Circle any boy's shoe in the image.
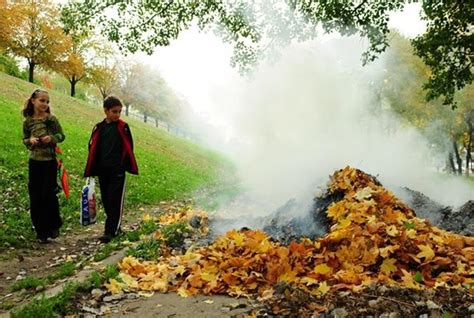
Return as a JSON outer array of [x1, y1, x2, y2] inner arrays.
[[37, 237, 49, 244], [98, 234, 112, 243], [50, 229, 60, 239]]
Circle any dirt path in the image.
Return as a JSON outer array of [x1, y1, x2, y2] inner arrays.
[[0, 211, 254, 318], [0, 208, 143, 313], [80, 293, 252, 318]]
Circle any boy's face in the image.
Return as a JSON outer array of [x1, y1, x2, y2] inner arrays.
[[104, 105, 122, 123]]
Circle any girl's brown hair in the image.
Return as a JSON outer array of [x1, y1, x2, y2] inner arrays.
[[22, 88, 50, 117]]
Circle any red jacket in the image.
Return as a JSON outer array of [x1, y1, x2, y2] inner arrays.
[[84, 119, 138, 177]]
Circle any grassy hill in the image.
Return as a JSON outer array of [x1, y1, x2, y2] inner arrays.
[[0, 72, 235, 249]]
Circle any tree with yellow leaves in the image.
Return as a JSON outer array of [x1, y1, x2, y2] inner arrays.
[[88, 59, 121, 100], [52, 29, 109, 97], [0, 0, 70, 83]]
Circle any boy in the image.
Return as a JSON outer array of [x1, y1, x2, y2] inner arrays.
[[84, 95, 138, 243]]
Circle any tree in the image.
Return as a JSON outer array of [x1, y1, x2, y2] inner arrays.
[[381, 32, 473, 175], [52, 29, 104, 97], [0, 0, 70, 82], [89, 60, 120, 100], [131, 65, 169, 123], [412, 1, 473, 108], [115, 60, 183, 125], [62, 0, 472, 108], [116, 60, 141, 116]]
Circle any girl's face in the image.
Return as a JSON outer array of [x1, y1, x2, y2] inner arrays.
[[32, 92, 50, 115], [104, 105, 122, 123]]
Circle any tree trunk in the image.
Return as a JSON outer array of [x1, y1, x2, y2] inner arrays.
[[99, 88, 107, 100], [28, 61, 35, 83], [466, 116, 473, 176], [144, 113, 148, 123], [453, 140, 462, 175], [448, 153, 456, 174], [70, 77, 77, 97], [155, 118, 158, 127], [125, 104, 130, 116]]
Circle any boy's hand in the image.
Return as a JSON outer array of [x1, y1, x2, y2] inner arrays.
[[40, 135, 52, 144], [29, 137, 40, 145]]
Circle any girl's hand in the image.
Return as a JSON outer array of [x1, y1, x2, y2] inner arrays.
[[29, 137, 40, 145], [40, 135, 52, 144]]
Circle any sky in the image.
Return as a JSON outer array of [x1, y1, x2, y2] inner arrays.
[[137, 3, 426, 126]]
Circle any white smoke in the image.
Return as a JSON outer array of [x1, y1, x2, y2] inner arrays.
[[196, 36, 472, 227]]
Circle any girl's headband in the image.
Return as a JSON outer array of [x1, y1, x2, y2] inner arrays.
[[31, 88, 47, 97]]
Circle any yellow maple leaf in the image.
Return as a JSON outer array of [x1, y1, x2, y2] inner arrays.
[[177, 287, 190, 297], [367, 215, 377, 224], [119, 273, 138, 289], [300, 277, 320, 286], [257, 239, 273, 253], [151, 278, 168, 292], [456, 261, 467, 274], [327, 202, 346, 220], [379, 244, 400, 258], [172, 265, 186, 275], [317, 281, 330, 295], [354, 187, 373, 201], [314, 263, 332, 275], [142, 213, 153, 222], [429, 233, 444, 244], [105, 278, 125, 294], [380, 258, 397, 275], [257, 288, 274, 301], [416, 244, 435, 261], [227, 230, 245, 246], [386, 225, 399, 237], [406, 229, 417, 239], [277, 270, 297, 283], [400, 269, 419, 289], [337, 218, 351, 229], [200, 271, 217, 282]]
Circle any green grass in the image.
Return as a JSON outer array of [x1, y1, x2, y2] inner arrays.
[[10, 277, 47, 292], [126, 238, 161, 261], [0, 71, 236, 251], [10, 262, 77, 292], [10, 265, 120, 317], [11, 282, 83, 318]]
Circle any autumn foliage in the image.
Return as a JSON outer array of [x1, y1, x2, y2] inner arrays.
[[106, 166, 473, 298]]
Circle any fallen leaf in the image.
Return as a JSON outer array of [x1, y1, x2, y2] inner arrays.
[[314, 263, 331, 275], [416, 245, 435, 261], [386, 225, 399, 237], [380, 258, 397, 275]]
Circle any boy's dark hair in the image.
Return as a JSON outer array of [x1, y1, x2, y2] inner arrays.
[[103, 95, 123, 109]]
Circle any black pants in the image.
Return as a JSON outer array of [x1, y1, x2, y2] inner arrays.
[[28, 159, 62, 239], [98, 166, 126, 236]]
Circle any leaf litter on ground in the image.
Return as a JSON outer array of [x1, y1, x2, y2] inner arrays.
[[103, 166, 473, 316]]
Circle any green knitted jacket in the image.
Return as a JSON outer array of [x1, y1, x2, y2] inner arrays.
[[22, 114, 65, 161]]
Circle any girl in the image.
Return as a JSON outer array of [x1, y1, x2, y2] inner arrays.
[[22, 88, 65, 243]]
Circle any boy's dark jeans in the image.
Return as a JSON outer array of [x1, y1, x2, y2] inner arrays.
[[28, 159, 62, 239], [98, 165, 126, 236]]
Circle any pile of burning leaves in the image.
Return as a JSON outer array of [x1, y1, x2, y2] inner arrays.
[[106, 166, 473, 315]]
